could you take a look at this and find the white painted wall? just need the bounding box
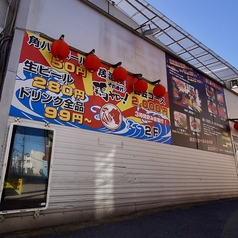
[14,0,167,86]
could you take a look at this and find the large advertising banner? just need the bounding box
[9,31,171,144]
[166,54,233,155]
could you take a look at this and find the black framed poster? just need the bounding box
[0,124,54,213]
[166,54,233,155]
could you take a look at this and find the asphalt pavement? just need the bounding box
[3,198,238,238]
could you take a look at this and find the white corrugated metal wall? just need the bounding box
[1,0,238,234]
[1,115,238,233]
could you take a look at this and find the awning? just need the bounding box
[110,0,238,85]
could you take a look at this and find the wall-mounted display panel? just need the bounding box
[166,54,233,155]
[0,124,54,214]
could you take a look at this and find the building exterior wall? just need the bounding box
[14,0,167,85]
[0,0,238,234]
[0,1,7,30]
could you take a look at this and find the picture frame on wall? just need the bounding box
[0,123,55,214]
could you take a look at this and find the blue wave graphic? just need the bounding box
[98,118,171,144]
[10,69,171,144]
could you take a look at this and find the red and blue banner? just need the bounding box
[10,31,171,144]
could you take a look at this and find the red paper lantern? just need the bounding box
[234,122,238,130]
[134,80,148,93]
[84,54,101,73]
[153,84,166,97]
[51,36,70,60]
[112,66,127,82]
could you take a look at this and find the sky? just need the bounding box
[146,0,238,70]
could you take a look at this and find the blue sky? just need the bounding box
[13,127,45,157]
[146,0,238,70]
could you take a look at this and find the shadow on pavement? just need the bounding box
[2,197,238,238]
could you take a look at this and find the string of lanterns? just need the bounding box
[134,79,148,93]
[51,35,166,97]
[51,35,70,61]
[234,122,238,130]
[153,83,166,97]
[84,50,100,73]
[226,119,238,131]
[112,66,128,83]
